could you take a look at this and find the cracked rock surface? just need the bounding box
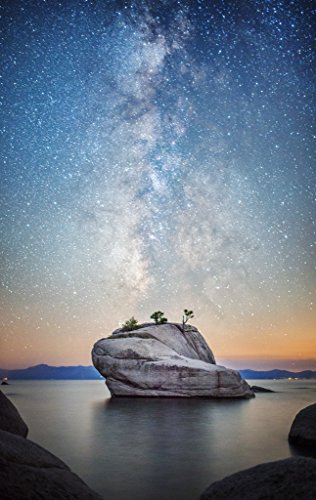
[92,323,253,398]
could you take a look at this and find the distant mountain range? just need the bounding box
[239,369,316,380]
[0,364,102,380]
[0,364,316,380]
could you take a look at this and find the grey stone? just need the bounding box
[199,457,316,500]
[0,393,102,499]
[0,429,103,500]
[0,390,28,437]
[250,385,275,393]
[92,323,253,398]
[289,403,316,448]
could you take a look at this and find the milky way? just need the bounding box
[0,0,315,368]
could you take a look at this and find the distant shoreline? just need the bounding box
[1,364,316,381]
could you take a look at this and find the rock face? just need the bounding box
[289,403,316,448]
[0,393,102,500]
[199,457,316,500]
[92,323,253,398]
[0,391,28,437]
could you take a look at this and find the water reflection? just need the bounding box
[5,381,315,500]
[91,397,253,500]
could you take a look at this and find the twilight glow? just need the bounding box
[0,0,315,370]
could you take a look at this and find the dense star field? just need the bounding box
[0,0,315,369]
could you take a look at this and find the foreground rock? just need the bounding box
[92,323,253,398]
[0,391,28,437]
[200,457,316,500]
[289,403,316,448]
[0,393,102,500]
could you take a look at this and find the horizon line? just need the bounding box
[1,362,316,373]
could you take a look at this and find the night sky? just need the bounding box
[1,0,315,370]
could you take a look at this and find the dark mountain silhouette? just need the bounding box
[0,364,102,380]
[0,365,315,380]
[240,369,316,380]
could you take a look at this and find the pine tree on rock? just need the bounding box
[182,309,194,332]
[150,311,168,324]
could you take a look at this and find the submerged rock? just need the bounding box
[199,457,316,500]
[0,391,28,437]
[250,385,275,393]
[92,323,254,398]
[289,403,316,448]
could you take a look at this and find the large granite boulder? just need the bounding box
[289,403,316,448]
[199,457,316,500]
[0,394,102,500]
[0,391,28,437]
[92,323,253,398]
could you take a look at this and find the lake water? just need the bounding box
[2,380,316,500]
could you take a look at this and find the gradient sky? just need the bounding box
[1,0,315,370]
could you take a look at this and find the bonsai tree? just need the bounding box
[150,311,168,324]
[182,309,194,332]
[122,316,139,331]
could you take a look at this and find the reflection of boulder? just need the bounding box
[0,393,102,500]
[92,323,254,398]
[289,403,316,448]
[0,390,28,437]
[200,457,316,500]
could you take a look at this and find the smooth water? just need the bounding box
[2,380,316,500]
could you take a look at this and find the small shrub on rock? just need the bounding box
[122,316,139,331]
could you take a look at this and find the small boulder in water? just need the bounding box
[250,385,275,393]
[289,403,316,449]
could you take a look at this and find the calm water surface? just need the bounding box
[3,380,316,500]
